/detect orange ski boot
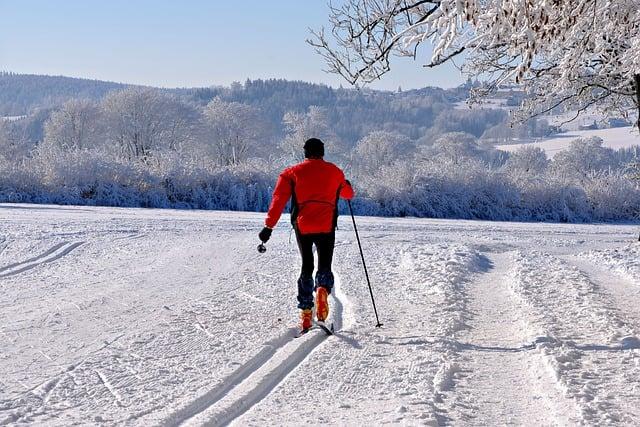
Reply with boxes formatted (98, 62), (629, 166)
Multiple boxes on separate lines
(300, 309), (313, 331)
(315, 287), (329, 322)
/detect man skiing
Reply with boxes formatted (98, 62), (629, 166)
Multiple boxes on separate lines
(258, 138), (354, 332)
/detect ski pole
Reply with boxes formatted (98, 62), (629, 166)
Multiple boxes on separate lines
(347, 200), (383, 328)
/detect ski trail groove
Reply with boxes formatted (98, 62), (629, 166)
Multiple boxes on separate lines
(511, 251), (640, 423)
(565, 256), (640, 334)
(0, 242), (69, 273)
(455, 251), (573, 425)
(96, 370), (125, 407)
(0, 241), (84, 277)
(161, 274), (347, 427)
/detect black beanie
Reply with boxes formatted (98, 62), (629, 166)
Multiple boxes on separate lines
(303, 138), (324, 158)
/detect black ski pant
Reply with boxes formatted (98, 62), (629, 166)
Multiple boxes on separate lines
(295, 229), (335, 310)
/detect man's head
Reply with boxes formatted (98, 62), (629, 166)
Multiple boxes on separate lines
(304, 138), (324, 159)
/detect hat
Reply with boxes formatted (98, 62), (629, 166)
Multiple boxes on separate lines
(303, 138), (324, 158)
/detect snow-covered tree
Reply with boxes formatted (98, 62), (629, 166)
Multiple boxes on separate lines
(310, 0), (640, 126)
(504, 146), (549, 176)
(0, 119), (31, 160)
(102, 88), (198, 160)
(482, 118), (552, 143)
(353, 130), (413, 173)
(429, 131), (479, 165)
(43, 99), (100, 150)
(280, 106), (339, 162)
(551, 137), (616, 182)
(203, 98), (267, 165)
(627, 158), (640, 184)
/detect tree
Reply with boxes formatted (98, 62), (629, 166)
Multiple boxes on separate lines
(551, 137), (616, 182)
(504, 146), (549, 176)
(0, 119), (29, 161)
(102, 88), (198, 160)
(429, 131), (479, 165)
(280, 106), (339, 162)
(310, 1), (640, 126)
(43, 99), (100, 150)
(204, 98), (267, 165)
(482, 117), (552, 142)
(431, 108), (507, 138)
(353, 130), (413, 173)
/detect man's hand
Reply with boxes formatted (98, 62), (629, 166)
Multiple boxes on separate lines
(258, 227), (272, 243)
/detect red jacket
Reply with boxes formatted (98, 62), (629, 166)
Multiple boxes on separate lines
(265, 159), (354, 234)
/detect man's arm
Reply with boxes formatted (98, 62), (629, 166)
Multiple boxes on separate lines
(265, 170), (293, 229)
(339, 175), (354, 200)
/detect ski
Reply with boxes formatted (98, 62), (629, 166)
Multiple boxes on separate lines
(315, 321), (334, 335)
(294, 321), (334, 338)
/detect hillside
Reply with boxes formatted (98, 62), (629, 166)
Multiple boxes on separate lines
(0, 72), (131, 116)
(497, 127), (640, 158)
(0, 73), (481, 146)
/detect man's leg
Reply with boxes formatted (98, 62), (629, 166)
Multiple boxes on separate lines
(313, 232), (335, 322)
(295, 229), (315, 309)
(314, 231), (336, 293)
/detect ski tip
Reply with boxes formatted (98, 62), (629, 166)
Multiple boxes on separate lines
(316, 321), (334, 336)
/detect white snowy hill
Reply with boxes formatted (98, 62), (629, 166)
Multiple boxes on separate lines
(497, 126), (640, 158)
(1, 204), (639, 425)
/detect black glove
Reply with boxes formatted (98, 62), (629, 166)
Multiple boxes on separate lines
(345, 179), (352, 186)
(258, 227), (272, 243)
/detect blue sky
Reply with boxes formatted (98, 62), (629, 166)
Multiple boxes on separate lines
(0, 0), (464, 90)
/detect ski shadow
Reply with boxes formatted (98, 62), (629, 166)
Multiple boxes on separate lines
(333, 330), (364, 349)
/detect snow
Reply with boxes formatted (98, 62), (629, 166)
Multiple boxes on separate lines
(1, 203), (639, 425)
(454, 98), (511, 111)
(0, 116), (26, 122)
(496, 126), (640, 158)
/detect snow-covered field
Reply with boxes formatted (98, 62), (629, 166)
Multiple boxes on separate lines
(1, 204), (639, 425)
(496, 126), (640, 157)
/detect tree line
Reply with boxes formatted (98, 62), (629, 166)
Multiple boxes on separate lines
(0, 84), (638, 223)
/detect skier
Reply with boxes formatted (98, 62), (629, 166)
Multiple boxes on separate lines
(258, 138), (354, 332)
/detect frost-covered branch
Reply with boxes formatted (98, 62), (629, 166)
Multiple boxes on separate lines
(312, 0), (640, 124)
(308, 1), (442, 85)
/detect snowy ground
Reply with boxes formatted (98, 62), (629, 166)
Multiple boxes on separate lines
(496, 126), (640, 158)
(1, 203), (639, 426)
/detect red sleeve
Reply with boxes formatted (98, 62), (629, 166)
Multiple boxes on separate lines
(265, 169), (293, 228)
(339, 171), (354, 200)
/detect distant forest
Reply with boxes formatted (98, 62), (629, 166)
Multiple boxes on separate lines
(0, 72), (543, 148)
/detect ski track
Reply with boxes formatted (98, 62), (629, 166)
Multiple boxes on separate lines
(510, 250), (640, 424)
(161, 274), (348, 427)
(454, 251), (576, 425)
(0, 241), (70, 272)
(0, 241), (84, 278)
(566, 256), (640, 334)
(2, 205), (640, 425)
(578, 243), (640, 286)
(236, 243), (488, 425)
(96, 369), (125, 407)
